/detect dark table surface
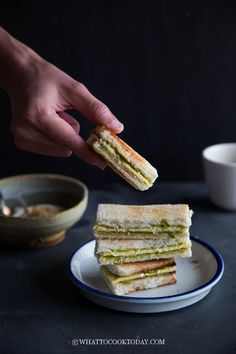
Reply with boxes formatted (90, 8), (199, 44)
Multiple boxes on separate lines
(0, 182), (235, 354)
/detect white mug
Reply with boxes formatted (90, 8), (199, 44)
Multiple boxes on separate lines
(202, 143), (236, 210)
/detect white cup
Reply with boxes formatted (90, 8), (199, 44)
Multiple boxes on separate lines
(202, 143), (236, 210)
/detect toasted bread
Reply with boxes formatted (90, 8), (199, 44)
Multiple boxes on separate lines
(94, 204), (193, 229)
(106, 258), (176, 276)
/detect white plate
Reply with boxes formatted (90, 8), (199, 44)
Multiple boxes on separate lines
(68, 236), (224, 313)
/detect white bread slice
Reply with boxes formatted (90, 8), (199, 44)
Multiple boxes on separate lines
(101, 269), (176, 295)
(95, 204), (193, 228)
(95, 235), (189, 253)
(106, 258), (176, 276)
(87, 126), (158, 191)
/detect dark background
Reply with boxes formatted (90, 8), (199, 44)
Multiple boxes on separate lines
(0, 0), (236, 186)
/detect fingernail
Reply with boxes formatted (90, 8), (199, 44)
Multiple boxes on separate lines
(109, 120), (124, 132)
(97, 162), (106, 170)
(72, 124), (80, 134)
(93, 159), (106, 170)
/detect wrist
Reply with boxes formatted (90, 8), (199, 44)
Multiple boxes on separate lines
(0, 27), (43, 92)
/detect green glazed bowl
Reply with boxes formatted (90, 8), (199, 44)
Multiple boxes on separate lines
(0, 174), (88, 249)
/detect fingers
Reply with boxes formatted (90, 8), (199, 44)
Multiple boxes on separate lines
(17, 142), (72, 157)
(12, 111), (106, 168)
(38, 112), (106, 168)
(12, 125), (72, 157)
(58, 111), (80, 134)
(66, 81), (124, 134)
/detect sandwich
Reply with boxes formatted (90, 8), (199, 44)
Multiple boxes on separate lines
(101, 259), (176, 295)
(94, 204), (192, 265)
(94, 203), (193, 295)
(87, 126), (158, 191)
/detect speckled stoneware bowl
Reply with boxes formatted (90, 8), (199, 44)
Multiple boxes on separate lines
(0, 174), (88, 249)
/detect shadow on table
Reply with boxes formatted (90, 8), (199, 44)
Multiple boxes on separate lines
(28, 259), (212, 320)
(29, 260), (122, 317)
(32, 260), (91, 306)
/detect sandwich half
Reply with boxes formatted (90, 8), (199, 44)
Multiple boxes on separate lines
(101, 258), (176, 295)
(87, 126), (158, 191)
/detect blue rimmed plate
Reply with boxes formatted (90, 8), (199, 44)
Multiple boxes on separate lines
(68, 236), (224, 313)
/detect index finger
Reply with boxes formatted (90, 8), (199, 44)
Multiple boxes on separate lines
(66, 81), (124, 134)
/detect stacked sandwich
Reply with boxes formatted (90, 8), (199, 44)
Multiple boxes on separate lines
(94, 204), (193, 295)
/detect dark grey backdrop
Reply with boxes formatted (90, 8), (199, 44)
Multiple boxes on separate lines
(0, 0), (236, 186)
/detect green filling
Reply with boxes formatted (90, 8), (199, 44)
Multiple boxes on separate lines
(103, 265), (176, 285)
(98, 248), (188, 264)
(120, 272), (174, 285)
(101, 242), (185, 257)
(97, 138), (151, 184)
(96, 231), (181, 238)
(94, 225), (187, 237)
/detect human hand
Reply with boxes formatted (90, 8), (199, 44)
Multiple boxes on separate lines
(0, 28), (123, 168)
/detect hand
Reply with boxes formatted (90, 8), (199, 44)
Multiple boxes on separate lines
(0, 27), (123, 168)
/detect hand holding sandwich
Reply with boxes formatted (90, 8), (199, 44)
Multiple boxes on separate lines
(0, 27), (123, 168)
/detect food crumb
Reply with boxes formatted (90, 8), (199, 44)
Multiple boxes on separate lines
(191, 259), (200, 269)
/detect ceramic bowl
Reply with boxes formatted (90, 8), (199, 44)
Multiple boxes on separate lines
(0, 174), (88, 249)
(202, 143), (236, 210)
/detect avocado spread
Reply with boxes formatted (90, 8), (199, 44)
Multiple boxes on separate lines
(98, 246), (189, 264)
(94, 224), (187, 237)
(97, 137), (151, 185)
(102, 265), (176, 285)
(100, 242), (188, 257)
